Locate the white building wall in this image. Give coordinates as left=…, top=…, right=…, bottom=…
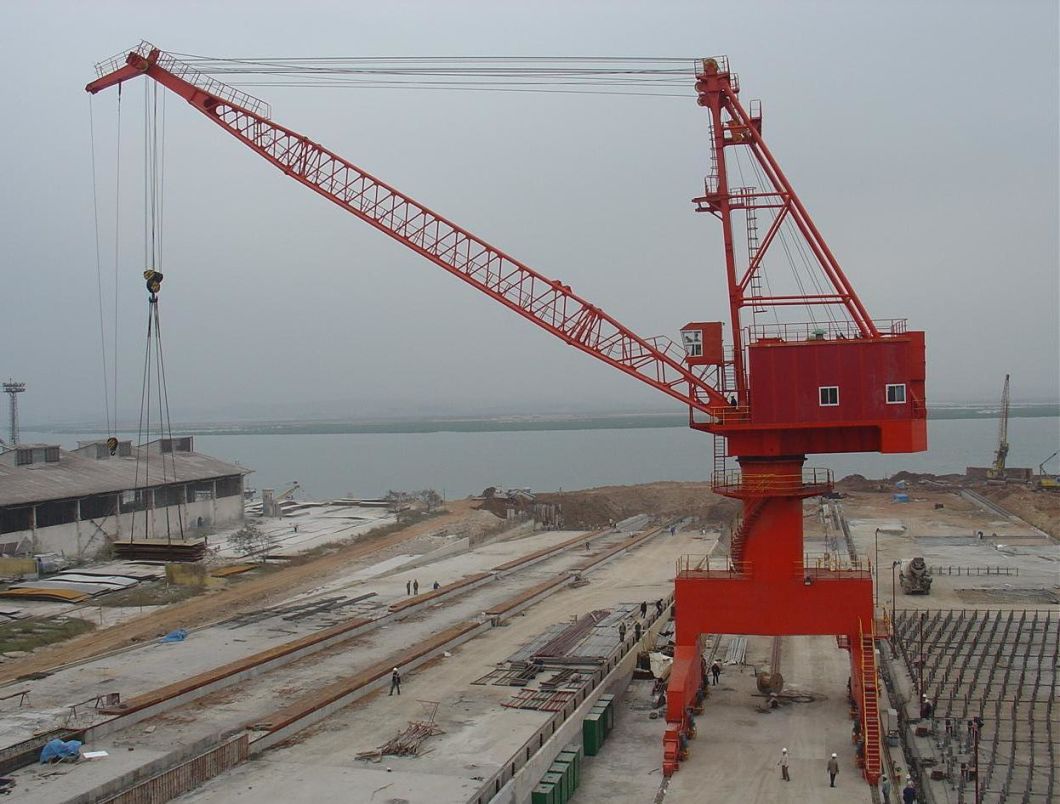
left=22, top=495, right=244, bottom=560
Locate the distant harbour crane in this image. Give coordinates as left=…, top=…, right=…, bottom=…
left=1037, top=451, right=1059, bottom=491
left=987, top=374, right=1010, bottom=480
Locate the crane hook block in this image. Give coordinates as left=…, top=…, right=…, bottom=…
left=144, top=269, right=164, bottom=295
left=106, top=436, right=119, bottom=456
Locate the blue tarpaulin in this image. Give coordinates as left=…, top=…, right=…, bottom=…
left=40, top=738, right=81, bottom=763
left=161, top=629, right=188, bottom=643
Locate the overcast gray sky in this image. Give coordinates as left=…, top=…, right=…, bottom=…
left=2, top=0, right=1057, bottom=425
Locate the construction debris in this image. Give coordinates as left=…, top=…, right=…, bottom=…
left=356, top=701, right=444, bottom=761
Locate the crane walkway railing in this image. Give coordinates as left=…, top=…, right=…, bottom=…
left=745, top=318, right=908, bottom=343
left=675, top=555, right=752, bottom=578
left=94, top=42, right=272, bottom=119
left=711, top=468, right=833, bottom=497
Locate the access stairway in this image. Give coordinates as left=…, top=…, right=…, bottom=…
left=853, top=622, right=883, bottom=783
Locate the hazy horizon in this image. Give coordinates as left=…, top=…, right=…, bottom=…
left=3, top=1, right=1058, bottom=426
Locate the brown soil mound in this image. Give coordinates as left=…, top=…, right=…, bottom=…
left=976, top=484, right=1060, bottom=538
left=538, top=481, right=738, bottom=529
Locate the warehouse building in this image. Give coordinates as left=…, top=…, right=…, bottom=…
left=0, top=437, right=249, bottom=558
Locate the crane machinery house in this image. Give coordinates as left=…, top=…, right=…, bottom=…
left=0, top=438, right=249, bottom=559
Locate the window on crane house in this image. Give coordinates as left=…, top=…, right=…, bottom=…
left=819, top=386, right=839, bottom=407
left=886, top=384, right=907, bottom=404
left=682, top=330, right=703, bottom=358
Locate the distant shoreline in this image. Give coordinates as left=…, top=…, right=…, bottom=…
left=31, top=404, right=1060, bottom=437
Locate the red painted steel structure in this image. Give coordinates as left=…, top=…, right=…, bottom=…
left=87, top=46, right=926, bottom=785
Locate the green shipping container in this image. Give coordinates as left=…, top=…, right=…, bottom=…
left=551, top=759, right=574, bottom=794
left=557, top=750, right=580, bottom=789
left=589, top=704, right=611, bottom=739
left=532, top=783, right=553, bottom=804
left=598, top=695, right=616, bottom=732
left=582, top=712, right=603, bottom=756
left=542, top=771, right=566, bottom=804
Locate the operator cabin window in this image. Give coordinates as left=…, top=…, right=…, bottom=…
left=682, top=330, right=703, bottom=358
left=819, top=386, right=839, bottom=407
left=886, top=383, right=907, bottom=404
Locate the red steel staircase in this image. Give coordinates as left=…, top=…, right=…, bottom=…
left=855, top=623, right=883, bottom=783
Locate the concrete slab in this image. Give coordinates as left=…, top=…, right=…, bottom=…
left=664, top=635, right=871, bottom=803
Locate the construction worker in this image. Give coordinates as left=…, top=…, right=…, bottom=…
left=640, top=601, right=648, bottom=617
left=634, top=622, right=642, bottom=641
left=413, top=579, right=419, bottom=595
left=655, top=599, right=664, bottom=615
left=920, top=695, right=933, bottom=720
left=880, top=774, right=892, bottom=803
left=432, top=580, right=440, bottom=590
left=827, top=752, right=840, bottom=787
left=389, top=667, right=401, bottom=696
left=710, top=660, right=721, bottom=686
left=618, top=622, right=627, bottom=641
left=778, top=747, right=790, bottom=781
left=902, top=778, right=917, bottom=803
left=406, top=580, right=412, bottom=596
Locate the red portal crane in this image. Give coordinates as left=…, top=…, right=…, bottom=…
left=87, top=45, right=926, bottom=783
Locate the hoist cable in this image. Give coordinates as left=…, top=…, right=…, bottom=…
left=160, top=54, right=699, bottom=98
left=154, top=304, right=184, bottom=540
left=133, top=305, right=153, bottom=541
left=113, top=85, right=123, bottom=436
left=88, top=97, right=112, bottom=437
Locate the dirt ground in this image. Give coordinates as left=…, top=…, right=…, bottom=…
left=836, top=472, right=1060, bottom=538
left=538, top=481, right=738, bottom=529
left=0, top=500, right=489, bottom=685
left=976, top=483, right=1060, bottom=536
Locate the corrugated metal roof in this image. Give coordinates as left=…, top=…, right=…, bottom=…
left=0, top=444, right=249, bottom=507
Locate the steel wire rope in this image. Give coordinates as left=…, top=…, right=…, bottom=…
left=112, top=85, right=123, bottom=441
left=745, top=151, right=844, bottom=330
left=222, top=84, right=692, bottom=99
left=155, top=88, right=184, bottom=542
left=88, top=98, right=112, bottom=438
left=159, top=53, right=697, bottom=97
left=153, top=304, right=184, bottom=541
left=133, top=304, right=153, bottom=541
left=746, top=153, right=833, bottom=330
left=786, top=213, right=842, bottom=328
left=784, top=214, right=840, bottom=328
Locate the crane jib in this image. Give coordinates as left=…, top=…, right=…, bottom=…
left=86, top=46, right=731, bottom=418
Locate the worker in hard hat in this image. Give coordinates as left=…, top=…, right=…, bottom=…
left=389, top=667, right=401, bottom=696
left=777, top=747, right=790, bottom=781
left=827, top=752, right=840, bottom=787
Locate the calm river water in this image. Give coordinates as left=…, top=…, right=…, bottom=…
left=23, top=416, right=1059, bottom=501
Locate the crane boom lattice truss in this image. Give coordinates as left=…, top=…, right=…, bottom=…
left=87, top=45, right=928, bottom=786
